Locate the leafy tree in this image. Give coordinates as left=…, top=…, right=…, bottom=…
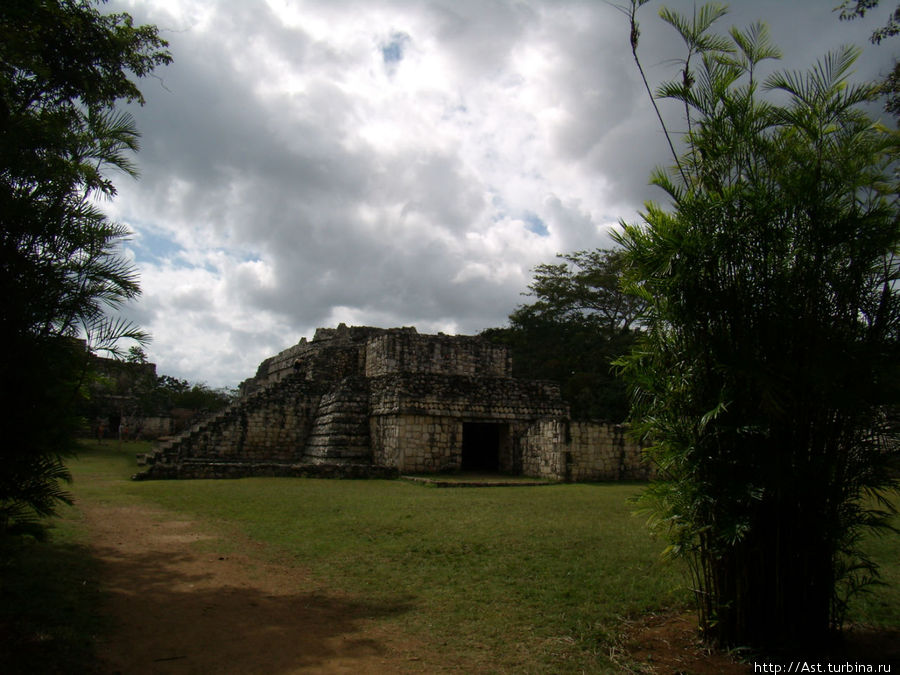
left=838, top=0, right=900, bottom=118
left=174, top=383, right=236, bottom=414
left=80, top=367, right=236, bottom=438
left=516, top=249, right=644, bottom=332
left=616, top=1, right=899, bottom=650
left=0, top=0, right=170, bottom=534
left=483, top=248, right=642, bottom=421
left=126, top=346, right=149, bottom=364
left=838, top=0, right=900, bottom=43
left=149, top=376, right=235, bottom=415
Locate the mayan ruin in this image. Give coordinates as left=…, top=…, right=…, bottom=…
left=135, top=324, right=650, bottom=481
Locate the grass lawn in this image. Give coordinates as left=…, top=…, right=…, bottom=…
left=0, top=495, right=105, bottom=673
left=3, top=440, right=898, bottom=673
left=69, top=440, right=690, bottom=671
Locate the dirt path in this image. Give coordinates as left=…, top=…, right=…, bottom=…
left=78, top=500, right=424, bottom=674
left=76, top=498, right=898, bottom=674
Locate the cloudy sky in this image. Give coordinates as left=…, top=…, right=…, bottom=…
left=103, top=0, right=897, bottom=388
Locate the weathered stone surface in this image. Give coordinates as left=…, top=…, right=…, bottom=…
left=132, top=461, right=398, bottom=481
left=134, top=324, right=652, bottom=481
left=364, top=331, right=511, bottom=378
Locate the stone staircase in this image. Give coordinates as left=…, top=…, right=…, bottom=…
left=136, top=372, right=323, bottom=472
left=303, top=377, right=372, bottom=464
left=133, top=373, right=389, bottom=480
left=138, top=405, right=235, bottom=467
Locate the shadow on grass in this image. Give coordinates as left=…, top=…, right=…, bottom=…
left=88, top=539, right=413, bottom=674
left=2, top=528, right=414, bottom=675
left=0, top=534, right=105, bottom=675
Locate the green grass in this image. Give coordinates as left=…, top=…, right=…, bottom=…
left=0, top=441, right=151, bottom=674
left=69, top=441, right=689, bottom=671
left=845, top=500, right=900, bottom=628
left=6, top=440, right=897, bottom=674
left=196, top=481, right=680, bottom=669
left=0, top=512, right=105, bottom=674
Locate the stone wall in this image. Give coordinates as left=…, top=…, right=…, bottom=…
left=371, top=415, right=557, bottom=475
left=241, top=325, right=400, bottom=394
left=369, top=373, right=567, bottom=420
left=134, top=461, right=398, bottom=481
left=137, top=325, right=652, bottom=483
left=243, top=324, right=512, bottom=394
left=567, top=422, right=654, bottom=481
left=371, top=415, right=462, bottom=472
left=364, top=331, right=511, bottom=378
left=521, top=419, right=568, bottom=479
left=520, top=420, right=653, bottom=481
left=130, top=415, right=172, bottom=440
left=366, top=371, right=567, bottom=474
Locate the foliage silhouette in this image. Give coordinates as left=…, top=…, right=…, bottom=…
left=483, top=248, right=642, bottom=421
left=617, top=1, right=900, bottom=649
left=0, top=0, right=170, bottom=534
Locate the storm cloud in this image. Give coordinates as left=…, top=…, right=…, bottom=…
left=104, top=0, right=897, bottom=386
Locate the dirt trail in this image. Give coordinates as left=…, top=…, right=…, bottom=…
left=77, top=498, right=897, bottom=674
left=78, top=500, right=423, bottom=674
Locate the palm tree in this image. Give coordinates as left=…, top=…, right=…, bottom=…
left=617, top=2, right=900, bottom=648
left=0, top=0, right=169, bottom=534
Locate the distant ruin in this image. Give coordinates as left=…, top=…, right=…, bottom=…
left=135, top=325, right=651, bottom=481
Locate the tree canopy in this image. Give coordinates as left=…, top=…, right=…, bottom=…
left=0, top=0, right=170, bottom=534
left=483, top=248, right=641, bottom=421
left=513, top=249, right=644, bottom=332
left=837, top=0, right=900, bottom=118
left=617, top=1, right=899, bottom=649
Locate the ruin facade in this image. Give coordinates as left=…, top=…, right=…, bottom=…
left=135, top=325, right=651, bottom=481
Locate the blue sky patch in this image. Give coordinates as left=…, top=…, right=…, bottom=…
left=523, top=212, right=549, bottom=237
left=381, top=32, right=410, bottom=65
left=130, top=226, right=186, bottom=265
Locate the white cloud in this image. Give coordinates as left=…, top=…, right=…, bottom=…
left=103, top=0, right=897, bottom=386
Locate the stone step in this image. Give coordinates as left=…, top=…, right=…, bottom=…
left=303, top=383, right=371, bottom=463
left=306, top=437, right=369, bottom=451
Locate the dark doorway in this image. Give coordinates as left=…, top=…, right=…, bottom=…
left=461, top=422, right=502, bottom=472
left=108, top=413, right=121, bottom=440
